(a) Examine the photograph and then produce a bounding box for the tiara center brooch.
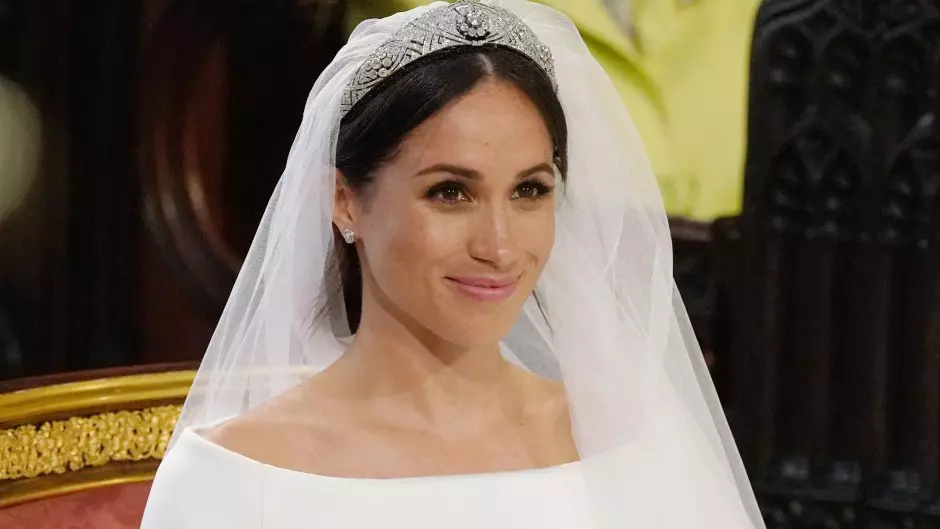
[456,1,491,40]
[340,0,557,117]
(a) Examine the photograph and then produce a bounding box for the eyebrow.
[414,162,554,180]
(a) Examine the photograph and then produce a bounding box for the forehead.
[392,80,553,173]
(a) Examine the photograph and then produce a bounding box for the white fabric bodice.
[140,428,593,529]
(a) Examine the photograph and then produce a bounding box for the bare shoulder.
[201,408,284,464]
[201,387,342,471]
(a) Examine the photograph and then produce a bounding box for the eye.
[427,181,470,204]
[512,180,554,200]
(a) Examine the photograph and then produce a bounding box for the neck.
[325,282,517,431]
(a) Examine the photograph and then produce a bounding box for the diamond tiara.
[340,0,557,118]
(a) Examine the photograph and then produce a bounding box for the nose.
[467,202,519,270]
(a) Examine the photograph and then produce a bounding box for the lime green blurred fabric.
[347,0,760,220]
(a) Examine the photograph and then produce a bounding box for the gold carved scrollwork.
[0,405,181,480]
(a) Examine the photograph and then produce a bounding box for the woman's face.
[339,79,557,347]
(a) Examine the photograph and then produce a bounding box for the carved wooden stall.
[719,0,940,526]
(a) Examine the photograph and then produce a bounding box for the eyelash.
[426,179,555,204]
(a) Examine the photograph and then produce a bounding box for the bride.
[140,1,765,527]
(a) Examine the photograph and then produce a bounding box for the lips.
[444,275,519,302]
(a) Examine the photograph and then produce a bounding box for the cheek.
[520,207,556,268]
[361,203,461,289]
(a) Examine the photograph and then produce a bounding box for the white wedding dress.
[140,428,592,529]
[141,416,757,528]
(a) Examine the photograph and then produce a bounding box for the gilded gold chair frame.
[0,371,195,507]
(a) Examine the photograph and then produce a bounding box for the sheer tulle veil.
[168,1,766,527]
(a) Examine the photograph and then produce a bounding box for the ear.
[332,170,357,234]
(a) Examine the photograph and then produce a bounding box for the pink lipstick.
[445,276,519,302]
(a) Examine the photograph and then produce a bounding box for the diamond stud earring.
[341,228,356,244]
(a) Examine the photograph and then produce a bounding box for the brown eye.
[512,180,554,200]
[427,181,469,204]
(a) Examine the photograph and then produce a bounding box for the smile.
[444,276,519,302]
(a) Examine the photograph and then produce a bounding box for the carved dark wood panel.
[727,0,940,526]
[671,218,717,362]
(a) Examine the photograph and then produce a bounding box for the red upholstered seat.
[0,482,152,529]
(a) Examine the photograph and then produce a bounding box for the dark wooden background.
[0,0,346,378]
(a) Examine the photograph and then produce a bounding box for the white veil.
[170,1,765,527]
